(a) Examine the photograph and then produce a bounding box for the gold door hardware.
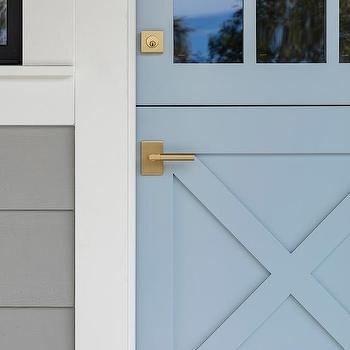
[140,31,164,54]
[141,141,195,176]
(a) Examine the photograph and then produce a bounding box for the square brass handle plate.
[141,141,195,176]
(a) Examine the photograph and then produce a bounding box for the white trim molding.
[128,0,137,347]
[75,0,136,349]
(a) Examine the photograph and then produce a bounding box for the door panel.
[137,107,350,350]
[173,177,269,350]
[238,296,342,350]
[137,0,350,105]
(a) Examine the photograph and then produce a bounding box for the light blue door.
[137,2,350,350]
[138,0,350,105]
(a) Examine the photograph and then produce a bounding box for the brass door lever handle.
[148,154,195,161]
[141,141,195,176]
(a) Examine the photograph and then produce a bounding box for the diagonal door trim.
[196,275,289,350]
[174,159,350,349]
[175,160,289,274]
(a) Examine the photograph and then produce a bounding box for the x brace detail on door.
[174,159,350,350]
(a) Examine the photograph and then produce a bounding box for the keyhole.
[146,36,159,48]
[141,31,164,53]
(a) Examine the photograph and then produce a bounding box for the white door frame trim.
[75,0,136,348]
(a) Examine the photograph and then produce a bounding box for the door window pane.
[0,0,6,46]
[257,0,326,63]
[174,0,243,63]
[340,0,350,62]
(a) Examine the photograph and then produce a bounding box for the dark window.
[0,0,7,46]
[0,0,22,65]
[256,0,326,63]
[340,0,350,62]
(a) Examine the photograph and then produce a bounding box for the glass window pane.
[340,0,350,62]
[257,0,326,63]
[0,0,7,46]
[174,0,243,63]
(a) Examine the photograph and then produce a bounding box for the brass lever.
[149,154,195,161]
[141,141,195,176]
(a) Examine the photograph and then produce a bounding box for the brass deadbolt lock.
[141,31,164,54]
[146,36,159,48]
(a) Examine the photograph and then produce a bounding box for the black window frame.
[0,0,22,65]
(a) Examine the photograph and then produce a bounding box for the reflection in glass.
[340,0,350,62]
[257,0,326,63]
[174,0,243,63]
[0,0,6,46]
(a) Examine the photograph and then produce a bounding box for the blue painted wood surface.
[137,107,350,350]
[137,0,350,105]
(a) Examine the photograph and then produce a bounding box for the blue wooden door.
[137,0,350,105]
[137,108,350,350]
[137,1,350,350]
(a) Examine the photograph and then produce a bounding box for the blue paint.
[137,107,350,350]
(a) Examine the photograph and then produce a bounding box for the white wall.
[23,0,74,65]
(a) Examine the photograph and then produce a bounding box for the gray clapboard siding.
[0,127,74,209]
[0,126,75,349]
[0,211,74,306]
[0,308,74,350]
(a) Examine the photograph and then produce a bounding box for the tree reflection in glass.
[340,0,350,63]
[257,0,326,63]
[0,0,6,46]
[174,0,243,63]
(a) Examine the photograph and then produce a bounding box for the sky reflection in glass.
[174,0,243,63]
[0,0,6,46]
[257,0,326,63]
